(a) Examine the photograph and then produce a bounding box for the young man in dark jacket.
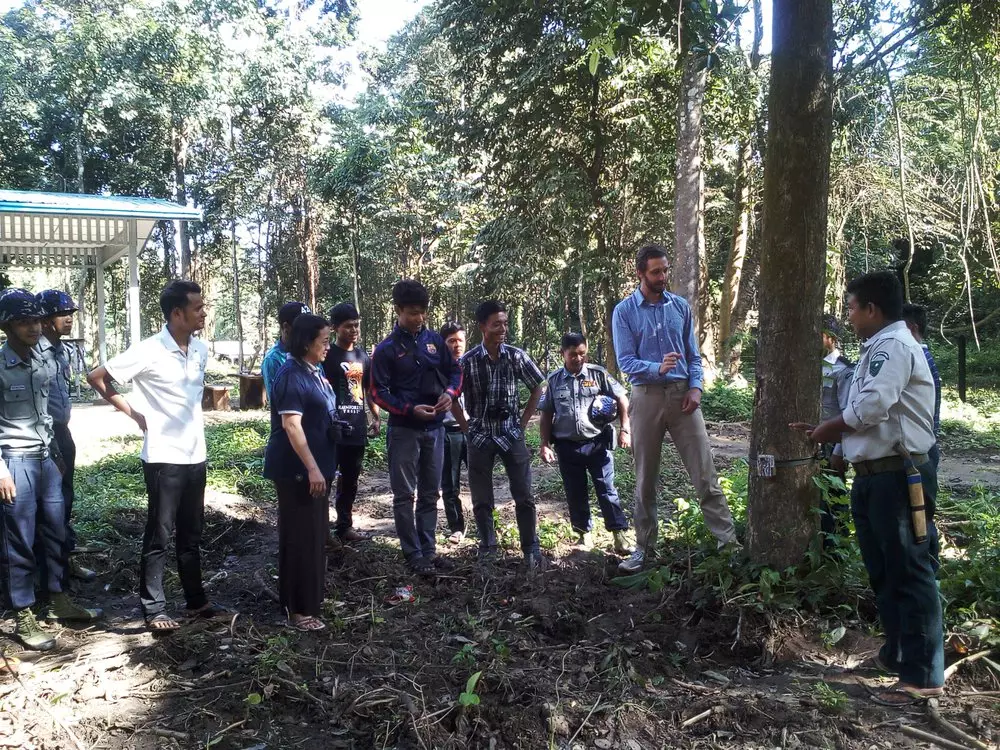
[370,281,462,574]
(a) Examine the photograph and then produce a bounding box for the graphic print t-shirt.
[322,344,370,447]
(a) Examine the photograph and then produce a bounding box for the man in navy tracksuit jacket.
[370,280,462,574]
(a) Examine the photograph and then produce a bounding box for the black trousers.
[53,422,77,551]
[441,428,467,533]
[276,478,329,618]
[140,462,208,617]
[333,444,365,535]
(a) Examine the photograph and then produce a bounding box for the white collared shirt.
[841,321,935,463]
[105,326,208,464]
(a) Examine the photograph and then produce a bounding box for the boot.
[46,592,103,623]
[14,608,56,651]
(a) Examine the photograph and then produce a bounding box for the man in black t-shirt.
[323,303,381,544]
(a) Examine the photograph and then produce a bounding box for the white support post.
[96,259,107,364]
[127,219,141,348]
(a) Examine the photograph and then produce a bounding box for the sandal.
[287,616,326,632]
[146,613,181,632]
[407,556,436,576]
[869,683,943,707]
[184,602,232,620]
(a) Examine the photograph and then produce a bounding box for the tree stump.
[202,385,230,412]
[239,373,266,410]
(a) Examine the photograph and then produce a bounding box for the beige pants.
[630,382,736,552]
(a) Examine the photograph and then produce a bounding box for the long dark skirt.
[275,478,329,618]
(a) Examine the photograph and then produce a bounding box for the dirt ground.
[1,406,999,749]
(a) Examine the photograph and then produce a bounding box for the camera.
[328,417,354,443]
[486,403,512,420]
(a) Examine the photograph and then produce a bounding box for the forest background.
[2,0,998,385]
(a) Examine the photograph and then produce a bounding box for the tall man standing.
[453,301,545,569]
[262,301,312,401]
[1,289,101,652]
[792,271,941,703]
[612,244,737,573]
[88,280,230,632]
[539,332,633,554]
[36,290,95,581]
[323,302,380,545]
[370,281,462,574]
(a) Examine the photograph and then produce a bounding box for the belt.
[852,453,927,476]
[444,424,464,433]
[1,447,50,460]
[635,381,688,391]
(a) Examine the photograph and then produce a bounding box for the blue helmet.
[36,289,78,316]
[0,288,45,323]
[588,394,619,427]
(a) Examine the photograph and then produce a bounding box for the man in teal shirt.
[262,301,311,400]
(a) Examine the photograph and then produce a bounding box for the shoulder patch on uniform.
[425,343,437,354]
[869,351,890,376]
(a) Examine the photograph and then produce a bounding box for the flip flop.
[184,602,232,620]
[146,613,181,632]
[868,685,942,707]
[286,616,326,632]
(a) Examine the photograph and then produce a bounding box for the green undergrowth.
[700,381,754,422]
[616,460,1000,642]
[940,386,1000,451]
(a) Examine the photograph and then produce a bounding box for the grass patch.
[940,386,1000,451]
[701,381,754,422]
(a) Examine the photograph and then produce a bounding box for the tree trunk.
[673,55,715,372]
[577,269,588,338]
[172,119,192,278]
[747,0,834,567]
[718,139,751,371]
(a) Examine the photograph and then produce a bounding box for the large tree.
[747,0,834,566]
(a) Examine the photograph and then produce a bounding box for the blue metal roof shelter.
[0,189,202,362]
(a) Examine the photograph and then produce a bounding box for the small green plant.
[611,565,675,593]
[810,682,849,713]
[255,634,294,680]
[491,636,511,661]
[452,642,477,667]
[458,671,483,707]
[538,517,573,550]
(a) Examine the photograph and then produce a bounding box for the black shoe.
[427,554,454,571]
[407,556,436,576]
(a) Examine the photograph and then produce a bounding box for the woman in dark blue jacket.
[264,314,337,631]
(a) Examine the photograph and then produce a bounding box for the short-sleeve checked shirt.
[460,343,545,450]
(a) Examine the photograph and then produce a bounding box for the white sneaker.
[617,549,645,573]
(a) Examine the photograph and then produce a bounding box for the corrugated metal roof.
[0,189,202,220]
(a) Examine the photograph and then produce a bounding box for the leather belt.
[852,453,928,477]
[1,447,50,460]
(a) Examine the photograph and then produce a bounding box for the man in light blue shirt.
[612,244,737,573]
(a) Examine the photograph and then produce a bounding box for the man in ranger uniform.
[793,271,942,705]
[36,289,96,581]
[0,289,102,652]
[538,332,633,555]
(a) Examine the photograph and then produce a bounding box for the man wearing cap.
[88,280,230,632]
[820,314,854,542]
[36,289,95,581]
[539,332,634,555]
[262,301,312,401]
[0,288,102,651]
[322,302,380,546]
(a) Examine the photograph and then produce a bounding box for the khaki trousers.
[630,382,736,552]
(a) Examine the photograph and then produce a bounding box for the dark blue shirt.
[370,324,462,431]
[264,358,338,481]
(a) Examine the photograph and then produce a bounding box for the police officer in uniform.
[0,289,102,651]
[539,333,634,555]
[36,289,95,581]
[819,315,853,543]
[793,271,941,704]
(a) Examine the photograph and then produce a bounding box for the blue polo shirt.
[261,341,289,401]
[264,358,338,481]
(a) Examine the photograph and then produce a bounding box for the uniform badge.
[9,384,25,391]
[869,351,889,376]
[582,379,596,388]
[426,343,437,354]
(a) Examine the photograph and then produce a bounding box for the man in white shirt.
[88,280,228,632]
[792,271,941,705]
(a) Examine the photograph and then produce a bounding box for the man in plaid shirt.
[451,301,545,569]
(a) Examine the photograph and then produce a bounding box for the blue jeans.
[388,425,443,561]
[554,435,627,533]
[0,455,66,610]
[851,460,943,688]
